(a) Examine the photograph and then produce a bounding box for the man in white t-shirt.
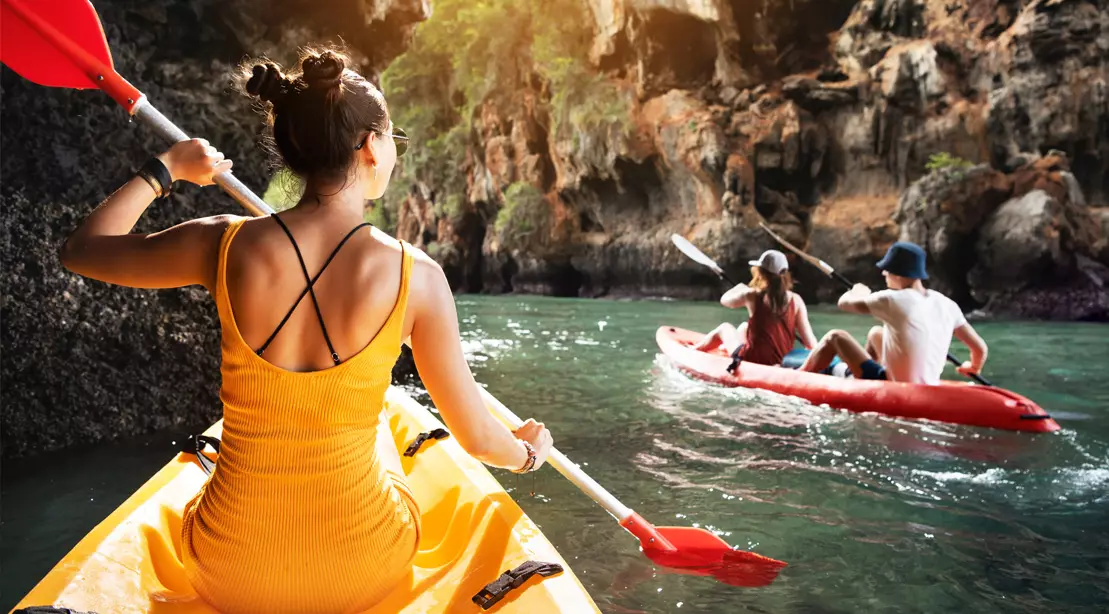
[799,241,988,385]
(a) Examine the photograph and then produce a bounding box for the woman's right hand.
[514,418,553,471]
[158,138,233,186]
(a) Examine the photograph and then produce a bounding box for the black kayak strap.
[179,434,221,476]
[726,343,746,374]
[472,560,563,610]
[404,428,451,457]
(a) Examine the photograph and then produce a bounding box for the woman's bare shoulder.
[370,233,447,291]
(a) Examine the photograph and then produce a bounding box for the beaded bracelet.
[513,440,538,474]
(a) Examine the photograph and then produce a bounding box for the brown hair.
[239,47,389,183]
[749,266,793,314]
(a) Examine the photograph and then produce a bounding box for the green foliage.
[381,0,629,212]
[382,0,529,203]
[434,193,466,222]
[531,0,631,141]
[364,201,394,234]
[262,169,303,212]
[495,182,549,247]
[926,152,973,172]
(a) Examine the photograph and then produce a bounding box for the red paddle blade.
[648,526,787,587]
[1,0,141,109]
[620,513,787,587]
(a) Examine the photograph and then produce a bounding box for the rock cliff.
[3,0,1106,457]
[389,0,1107,317]
[0,0,428,457]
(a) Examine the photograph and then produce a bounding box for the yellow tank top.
[182,218,420,613]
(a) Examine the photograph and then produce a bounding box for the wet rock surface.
[1,0,427,458]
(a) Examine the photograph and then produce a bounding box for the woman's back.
[226,209,409,372]
[181,216,420,613]
[742,291,799,366]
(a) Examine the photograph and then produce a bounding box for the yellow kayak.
[12,387,598,613]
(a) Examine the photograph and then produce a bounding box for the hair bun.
[246,63,291,105]
[302,51,345,89]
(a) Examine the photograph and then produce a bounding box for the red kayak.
[656,327,1059,433]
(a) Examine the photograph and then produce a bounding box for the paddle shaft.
[479,387,635,521]
[714,270,737,286]
[134,99,273,216]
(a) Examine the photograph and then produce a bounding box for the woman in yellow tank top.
[59,47,554,613]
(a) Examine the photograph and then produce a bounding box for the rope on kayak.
[179,434,221,476]
[471,560,564,610]
[403,428,450,457]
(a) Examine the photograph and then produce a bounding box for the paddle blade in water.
[620,513,786,587]
[647,526,787,587]
[0,0,141,109]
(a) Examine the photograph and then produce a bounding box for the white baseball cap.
[749,250,789,275]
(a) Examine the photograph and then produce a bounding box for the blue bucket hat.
[876,241,928,280]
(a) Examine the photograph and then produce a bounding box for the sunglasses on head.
[354,126,408,157]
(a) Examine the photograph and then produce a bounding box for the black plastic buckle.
[403,428,450,457]
[179,434,221,476]
[472,560,563,610]
[726,343,745,375]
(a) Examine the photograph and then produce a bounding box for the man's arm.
[838,283,875,315]
[953,322,988,375]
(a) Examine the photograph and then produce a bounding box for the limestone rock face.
[895,155,1106,319]
[395,0,1106,313]
[4,0,1108,457]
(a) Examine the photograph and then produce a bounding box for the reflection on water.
[3,295,1108,613]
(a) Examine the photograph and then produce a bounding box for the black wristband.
[139,157,173,199]
[135,170,162,196]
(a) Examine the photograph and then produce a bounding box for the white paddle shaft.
[133,98,274,217]
[479,387,635,522]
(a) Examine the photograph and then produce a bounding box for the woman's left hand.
[158,138,233,186]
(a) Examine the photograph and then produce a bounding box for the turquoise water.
[4,295,1109,612]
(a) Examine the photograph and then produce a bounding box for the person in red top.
[693,250,818,365]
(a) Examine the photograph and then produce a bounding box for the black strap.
[726,343,746,374]
[403,428,450,457]
[179,434,221,476]
[257,215,373,365]
[471,561,564,610]
[138,156,173,199]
